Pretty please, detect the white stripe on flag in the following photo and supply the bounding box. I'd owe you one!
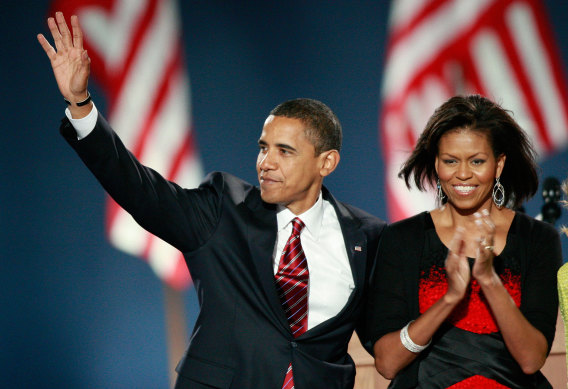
[111,0,179,147]
[507,3,568,148]
[471,30,543,155]
[109,210,148,255]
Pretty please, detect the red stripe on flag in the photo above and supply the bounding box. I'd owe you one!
[170,129,196,181]
[387,0,450,49]
[132,40,183,161]
[492,13,552,150]
[108,0,160,109]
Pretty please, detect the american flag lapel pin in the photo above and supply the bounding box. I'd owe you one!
[354,245,362,252]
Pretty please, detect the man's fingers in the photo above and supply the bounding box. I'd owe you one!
[37,34,57,61]
[70,15,84,50]
[55,12,72,49]
[79,50,91,78]
[47,16,64,52]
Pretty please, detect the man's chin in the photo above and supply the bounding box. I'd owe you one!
[260,193,276,204]
[260,191,284,206]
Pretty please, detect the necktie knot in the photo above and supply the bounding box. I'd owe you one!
[291,217,305,236]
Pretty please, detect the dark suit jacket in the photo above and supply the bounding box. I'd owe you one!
[60,114,386,389]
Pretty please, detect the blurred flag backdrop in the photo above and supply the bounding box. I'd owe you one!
[47,0,568,286]
[52,0,202,289]
[381,0,568,222]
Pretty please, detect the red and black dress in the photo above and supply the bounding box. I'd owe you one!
[366,211,562,389]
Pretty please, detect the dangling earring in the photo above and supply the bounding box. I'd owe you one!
[493,177,505,208]
[437,178,446,203]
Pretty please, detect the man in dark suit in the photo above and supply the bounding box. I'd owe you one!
[38,12,386,389]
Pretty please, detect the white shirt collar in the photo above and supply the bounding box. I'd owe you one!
[276,192,324,240]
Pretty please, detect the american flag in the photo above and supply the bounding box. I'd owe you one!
[381,0,568,222]
[51,0,202,289]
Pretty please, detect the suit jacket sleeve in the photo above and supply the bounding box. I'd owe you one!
[60,113,221,253]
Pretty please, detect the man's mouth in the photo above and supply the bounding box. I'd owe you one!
[260,175,280,185]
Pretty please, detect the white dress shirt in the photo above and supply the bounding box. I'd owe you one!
[274,193,354,330]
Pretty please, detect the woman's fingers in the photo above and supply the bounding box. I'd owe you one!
[445,227,469,300]
[446,227,465,274]
[475,209,496,253]
[446,227,467,274]
[472,210,499,282]
[448,226,465,255]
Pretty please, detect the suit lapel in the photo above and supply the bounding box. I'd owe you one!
[243,188,291,334]
[328,191,367,297]
[304,188,367,337]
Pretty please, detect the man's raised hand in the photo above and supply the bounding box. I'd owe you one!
[37,12,92,115]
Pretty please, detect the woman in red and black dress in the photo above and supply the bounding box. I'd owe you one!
[367,95,562,388]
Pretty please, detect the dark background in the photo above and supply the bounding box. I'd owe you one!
[1,1,567,387]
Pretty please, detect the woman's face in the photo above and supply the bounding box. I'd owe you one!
[435,128,505,212]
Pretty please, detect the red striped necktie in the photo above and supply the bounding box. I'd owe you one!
[275,217,309,389]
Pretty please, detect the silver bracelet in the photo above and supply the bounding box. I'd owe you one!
[400,320,431,353]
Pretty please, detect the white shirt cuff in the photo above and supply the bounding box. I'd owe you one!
[64,103,99,140]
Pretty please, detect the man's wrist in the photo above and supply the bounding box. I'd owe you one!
[65,102,98,139]
[64,91,92,107]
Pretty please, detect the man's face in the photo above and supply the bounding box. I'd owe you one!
[256,115,325,215]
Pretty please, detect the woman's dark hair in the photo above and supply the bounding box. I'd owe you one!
[270,98,342,154]
[399,94,539,208]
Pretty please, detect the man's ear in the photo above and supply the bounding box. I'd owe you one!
[319,150,340,177]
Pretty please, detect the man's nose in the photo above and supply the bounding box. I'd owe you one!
[258,150,276,170]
